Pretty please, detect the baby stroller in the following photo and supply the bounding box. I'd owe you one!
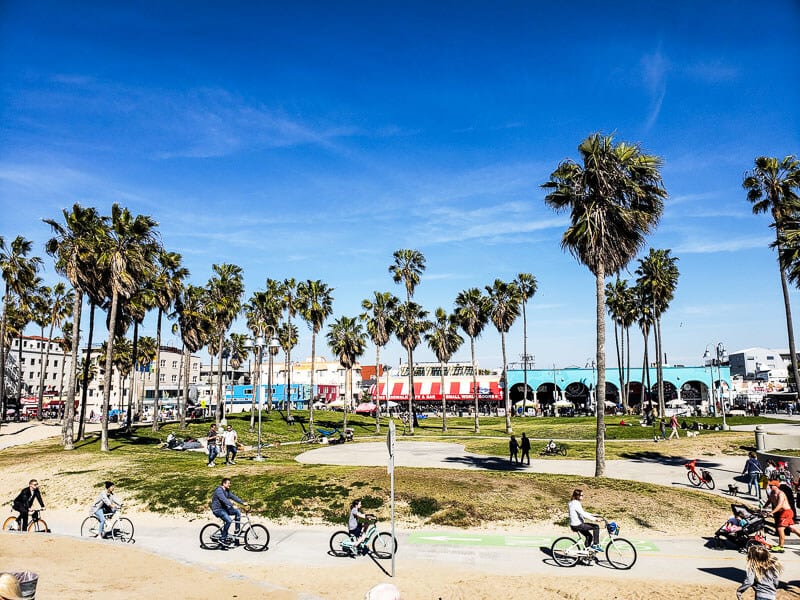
[713,503,770,552]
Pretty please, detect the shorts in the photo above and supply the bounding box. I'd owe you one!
[776,509,795,529]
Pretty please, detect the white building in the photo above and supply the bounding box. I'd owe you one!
[8,335,72,399]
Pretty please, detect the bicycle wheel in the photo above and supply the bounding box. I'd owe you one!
[2,516,20,531]
[605,537,637,569]
[371,531,397,559]
[28,518,48,533]
[687,470,701,486]
[114,518,134,543]
[703,473,715,490]
[329,530,351,556]
[200,523,222,550]
[551,536,581,567]
[559,446,567,456]
[244,524,270,551]
[81,515,100,538]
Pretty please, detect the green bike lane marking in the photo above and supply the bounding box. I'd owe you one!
[408,532,659,552]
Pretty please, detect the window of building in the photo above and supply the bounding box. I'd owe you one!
[53,360,58,367]
[171,374,177,383]
[20,357,25,365]
[192,363,198,370]
[160,359,166,367]
[159,374,165,382]
[191,376,197,383]
[172,360,178,368]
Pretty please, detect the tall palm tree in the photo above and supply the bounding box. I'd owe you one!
[515,273,537,414]
[425,307,463,432]
[0,235,43,426]
[151,250,188,432]
[360,291,399,433]
[455,287,490,433]
[44,204,104,448]
[244,284,282,420]
[14,277,42,416]
[636,248,680,416]
[33,283,70,419]
[96,204,159,451]
[297,279,334,431]
[121,288,155,428]
[326,316,367,432]
[486,279,523,433]
[394,301,429,434]
[542,132,666,477]
[389,249,426,428]
[744,155,800,394]
[278,278,298,419]
[100,336,133,415]
[174,284,211,428]
[605,278,636,412]
[206,263,244,425]
[30,285,52,419]
[277,321,298,411]
[57,321,73,402]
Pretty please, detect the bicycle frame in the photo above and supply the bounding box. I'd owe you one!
[551,520,637,569]
[685,459,715,489]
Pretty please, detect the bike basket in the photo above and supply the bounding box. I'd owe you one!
[701,469,711,480]
[606,522,619,535]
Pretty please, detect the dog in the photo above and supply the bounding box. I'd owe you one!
[727,484,740,496]
[685,431,698,438]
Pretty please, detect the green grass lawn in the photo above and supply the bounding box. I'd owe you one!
[3,411,781,532]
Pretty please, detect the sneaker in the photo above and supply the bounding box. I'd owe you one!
[591,544,603,552]
[207,463,215,467]
[770,545,785,553]
[222,537,235,545]
[230,460,236,465]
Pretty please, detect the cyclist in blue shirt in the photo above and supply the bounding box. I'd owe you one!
[210,477,248,544]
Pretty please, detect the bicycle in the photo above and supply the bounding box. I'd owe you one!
[81,505,135,543]
[2,509,49,533]
[329,514,397,559]
[540,443,567,457]
[551,519,637,569]
[199,509,270,551]
[301,430,320,443]
[685,459,715,490]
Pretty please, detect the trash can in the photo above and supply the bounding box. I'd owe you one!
[12,571,38,599]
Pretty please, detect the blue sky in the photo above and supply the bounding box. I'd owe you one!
[1,1,799,370]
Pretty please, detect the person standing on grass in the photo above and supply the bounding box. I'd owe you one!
[223,424,238,465]
[743,451,762,498]
[508,435,519,464]
[736,544,782,600]
[520,432,531,465]
[668,413,679,440]
[206,423,219,467]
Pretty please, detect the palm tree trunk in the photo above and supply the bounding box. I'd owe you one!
[152,309,163,432]
[126,321,139,430]
[101,291,120,452]
[778,250,800,395]
[623,326,630,411]
[17,332,25,420]
[471,337,479,434]
[62,289,83,449]
[642,326,651,414]
[521,301,529,415]
[0,283,9,424]
[180,346,191,428]
[406,346,415,434]
[342,367,349,431]
[614,320,624,412]
[440,359,447,433]
[594,270,606,478]
[656,315,665,417]
[309,332,316,430]
[374,347,382,434]
[77,302,96,440]
[215,332,224,425]
[249,352,257,433]
[37,323,49,420]
[502,331,511,434]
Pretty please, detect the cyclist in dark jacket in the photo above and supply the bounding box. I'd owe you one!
[210,477,247,543]
[13,479,45,531]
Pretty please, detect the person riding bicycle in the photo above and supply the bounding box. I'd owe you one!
[91,481,122,539]
[211,477,248,545]
[568,488,603,552]
[12,479,45,531]
[545,439,557,454]
[348,499,368,550]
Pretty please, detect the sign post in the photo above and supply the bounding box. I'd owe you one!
[387,419,396,577]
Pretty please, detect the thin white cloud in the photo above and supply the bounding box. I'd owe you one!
[673,235,772,254]
[641,50,670,131]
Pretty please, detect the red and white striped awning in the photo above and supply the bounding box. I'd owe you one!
[369,381,502,401]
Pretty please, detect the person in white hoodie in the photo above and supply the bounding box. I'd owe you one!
[568,488,602,552]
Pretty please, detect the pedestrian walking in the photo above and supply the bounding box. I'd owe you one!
[508,435,519,464]
[668,414,679,440]
[520,432,531,465]
[736,544,782,600]
[223,425,238,465]
[742,451,762,498]
[206,423,219,467]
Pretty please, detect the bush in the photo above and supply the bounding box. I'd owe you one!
[408,496,440,517]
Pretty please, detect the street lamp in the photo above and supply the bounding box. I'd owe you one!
[703,343,729,431]
[383,365,392,416]
[247,335,282,462]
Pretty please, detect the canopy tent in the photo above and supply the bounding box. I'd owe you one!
[369,380,502,401]
[553,399,574,408]
[604,400,617,407]
[312,400,327,409]
[327,399,345,408]
[667,399,687,407]
[513,399,538,408]
[355,402,377,414]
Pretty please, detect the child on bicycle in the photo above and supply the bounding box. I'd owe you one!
[348,499,368,549]
[568,488,603,552]
[91,481,122,539]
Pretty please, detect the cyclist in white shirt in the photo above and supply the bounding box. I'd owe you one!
[92,481,122,539]
[568,488,602,552]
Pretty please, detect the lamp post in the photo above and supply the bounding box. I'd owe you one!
[703,343,729,431]
[247,335,282,462]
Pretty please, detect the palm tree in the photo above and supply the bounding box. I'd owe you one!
[360,291,399,433]
[174,284,211,428]
[32,283,70,419]
[227,332,248,414]
[486,279,523,433]
[389,249,426,428]
[542,132,666,477]
[605,278,636,412]
[0,235,43,426]
[100,336,133,415]
[297,279,334,431]
[121,288,155,428]
[244,284,282,421]
[326,316,367,432]
[277,321,298,411]
[394,301,430,434]
[515,273,537,414]
[57,321,73,402]
[278,278,298,420]
[134,335,157,420]
[424,307,463,432]
[30,285,52,419]
[151,250,188,432]
[206,263,244,425]
[455,288,490,433]
[96,204,159,451]
[744,155,800,394]
[636,248,680,416]
[44,204,104,448]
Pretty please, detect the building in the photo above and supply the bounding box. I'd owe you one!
[8,335,72,400]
